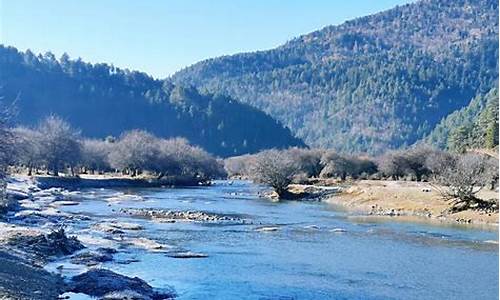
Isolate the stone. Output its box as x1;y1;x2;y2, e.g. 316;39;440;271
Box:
68;269;175;300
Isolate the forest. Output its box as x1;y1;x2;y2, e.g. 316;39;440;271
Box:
0;45;303;158
173;0;499;154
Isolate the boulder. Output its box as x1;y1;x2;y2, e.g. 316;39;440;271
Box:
8;228;84;258
70;248;114;266
68;269;175;300
165;251;208;259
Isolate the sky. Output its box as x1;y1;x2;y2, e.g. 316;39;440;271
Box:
1;0;412;78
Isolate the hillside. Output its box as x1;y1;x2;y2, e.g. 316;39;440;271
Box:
173;0;499;153
0;45;304;157
426;88;498;151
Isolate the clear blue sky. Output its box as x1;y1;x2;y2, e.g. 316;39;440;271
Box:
1;0;412;78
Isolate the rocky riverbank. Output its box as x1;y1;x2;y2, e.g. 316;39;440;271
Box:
0;175;177;299
322;180;499;227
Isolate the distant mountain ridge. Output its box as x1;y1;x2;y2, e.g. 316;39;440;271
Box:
0;45;304;157
173;0;499;153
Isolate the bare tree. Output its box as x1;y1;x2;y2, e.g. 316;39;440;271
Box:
224;154;256;178
108;130;159;176
432;153;497;211
251;149;297;198
11;127;43;175
320;151;356;180
286;148;324;178
80;139;113;174
377;150;409;180
38;116;82;176
157;138;224;180
402;146;434;181
377;146;435;181
0;103;13;205
424;149;455;180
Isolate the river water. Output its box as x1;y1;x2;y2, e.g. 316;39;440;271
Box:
54;180;498;300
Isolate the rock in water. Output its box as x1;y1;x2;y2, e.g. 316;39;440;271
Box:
166;251;208;259
255;226;280;232
70;248;114;266
8;228;84;258
68;269;175;300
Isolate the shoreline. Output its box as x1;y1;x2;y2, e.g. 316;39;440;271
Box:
317;180;499;228
0;176;177;299
26;174;208;190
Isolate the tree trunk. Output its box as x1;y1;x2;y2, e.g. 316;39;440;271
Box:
52;164;59;177
416;173;422;182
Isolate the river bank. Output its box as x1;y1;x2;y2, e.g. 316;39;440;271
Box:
316;180;499;227
0;176;177;299
35;173;206;189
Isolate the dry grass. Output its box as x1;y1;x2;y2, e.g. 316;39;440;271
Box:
324;180;499;226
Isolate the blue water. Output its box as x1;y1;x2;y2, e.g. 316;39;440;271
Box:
59;180;499;300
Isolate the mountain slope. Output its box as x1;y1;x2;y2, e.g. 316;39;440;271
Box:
426;88;498;151
173;0;499;154
0;45;304;157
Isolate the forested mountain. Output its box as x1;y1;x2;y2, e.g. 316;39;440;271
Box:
0;45;304;157
173;0;499;154
426;88;498;152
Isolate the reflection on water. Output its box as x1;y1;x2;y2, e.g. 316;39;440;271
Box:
57;180;498;300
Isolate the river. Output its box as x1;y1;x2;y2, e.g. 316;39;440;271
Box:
52;180;498;300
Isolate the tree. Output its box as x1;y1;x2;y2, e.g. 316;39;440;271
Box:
424;148;454;180
38;116;82;176
286;148;324;178
11;127;43;175
157;138;225;180
224;154;256;178
377;146;436;181
401;146;434;181
80;139;113;174
251;149;297;198
108;130;159;176
0;102;13;206
320;152;355;180
377;150;406;180
433;153;497;211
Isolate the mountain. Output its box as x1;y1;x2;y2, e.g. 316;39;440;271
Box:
0;45;304;157
173;0;499;154
426;88;498;151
